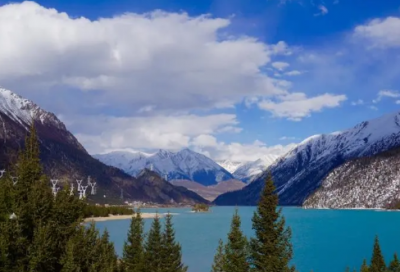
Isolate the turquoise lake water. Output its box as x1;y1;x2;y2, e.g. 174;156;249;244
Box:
93;207;400;272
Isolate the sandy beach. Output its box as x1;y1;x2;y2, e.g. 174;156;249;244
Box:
83;213;161;222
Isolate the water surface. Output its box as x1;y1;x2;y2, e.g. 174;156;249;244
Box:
94;207;400;272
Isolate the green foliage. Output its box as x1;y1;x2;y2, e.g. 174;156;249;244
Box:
161;213;187;272
223;209;249;272
211;239;225;272
122;210;145;272
144;214;163;272
370;236;386;272
84;205;133;218
388;254;400;272
192;203;209;212
360;259;370;272
0;124;118;271
249;173;295;272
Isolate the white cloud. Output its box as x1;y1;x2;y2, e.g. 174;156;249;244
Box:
314;5;329;16
272;62;290;71
0;1;291;113
354;17;400;48
285;70;303;76
351;99;364;106
191;136;297;162
257;92;347;121
372;90;400;103
67;114;240;153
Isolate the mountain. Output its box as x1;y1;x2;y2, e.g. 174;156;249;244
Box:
214;111;400;206
95;149;234;186
216;160;243;174
170;179;246;201
232;155;280;182
0;87;208;205
303;146;400;209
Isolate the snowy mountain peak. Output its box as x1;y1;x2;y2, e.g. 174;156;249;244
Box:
94;148;235;186
0;87;65;130
215;110;400;206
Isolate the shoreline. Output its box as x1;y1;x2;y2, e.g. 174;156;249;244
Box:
83;213;161;222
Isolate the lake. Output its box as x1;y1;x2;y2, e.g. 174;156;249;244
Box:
93;207;400;272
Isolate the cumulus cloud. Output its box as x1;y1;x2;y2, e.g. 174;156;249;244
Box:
64;114;239;153
257;92;347;121
354;17;400;48
0;1;291;113
372;90;400;103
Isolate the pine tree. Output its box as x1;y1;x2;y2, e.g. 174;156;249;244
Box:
211;239;225;272
122;210;145;272
223;209;249;272
388;253;400;272
360;259;369;272
161;213;187;272
144;214;163;272
249;172;295;272
370;236;386;272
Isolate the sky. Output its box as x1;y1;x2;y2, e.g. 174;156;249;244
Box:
0;0;400;162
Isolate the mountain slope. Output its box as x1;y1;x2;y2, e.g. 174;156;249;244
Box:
216;160;243;174
303;146;400;209
170;179;246;201
214;111;400;206
232;155;280;182
0;88;208;205
95;149;234;186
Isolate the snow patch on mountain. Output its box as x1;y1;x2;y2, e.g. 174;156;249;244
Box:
94;148;234;186
0;88;65;130
233;155;280;182
214;111;400;206
303;147;400;209
216;160;243;173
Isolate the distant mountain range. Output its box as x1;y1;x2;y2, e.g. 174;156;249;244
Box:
217;155;280;183
94;149;235;186
0;87;208;205
170;179;246;202
214;111;400;207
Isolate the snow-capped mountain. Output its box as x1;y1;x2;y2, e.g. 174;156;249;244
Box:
95;148;235;186
232;155;280;182
0;87;207;204
216;160;243;174
214;111;400;206
303;146;400;209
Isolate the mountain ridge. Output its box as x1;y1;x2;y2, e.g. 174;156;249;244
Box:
214;111;400;206
0;87;208;205
94;149;235;186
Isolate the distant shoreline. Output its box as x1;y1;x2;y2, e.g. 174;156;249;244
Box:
83;213;161;222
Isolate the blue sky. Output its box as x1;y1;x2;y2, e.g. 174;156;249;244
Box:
0;0;399;161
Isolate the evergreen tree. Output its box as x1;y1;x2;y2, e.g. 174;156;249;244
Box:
144;214;163;272
370;236;386;272
161;213;187;272
388;254;400;272
223;209;249;272
211;239;225;272
122;210;145;272
249;172;295;272
360;259;369;272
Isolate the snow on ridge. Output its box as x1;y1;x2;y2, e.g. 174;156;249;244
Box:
94;148;234;185
0;87;64;130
